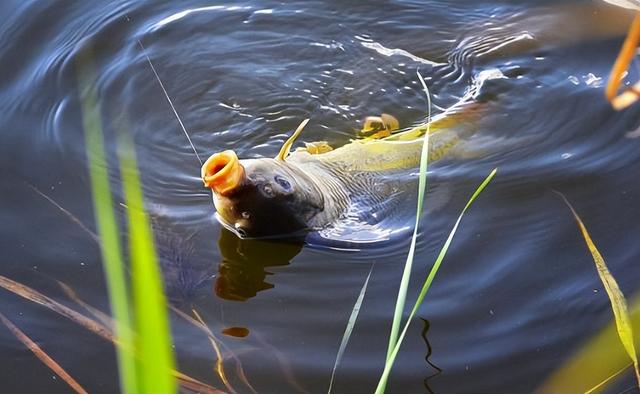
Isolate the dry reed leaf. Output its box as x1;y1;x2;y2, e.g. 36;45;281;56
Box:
192;308;239;394
557;192;640;389
170;305;255;394
26;183;100;244
0;275;114;341
0;275;225;393
56;280;114;328
606;12;640;110
611;80;640;110
0;311;89;394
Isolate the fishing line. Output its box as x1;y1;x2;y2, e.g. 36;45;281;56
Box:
136;39;203;166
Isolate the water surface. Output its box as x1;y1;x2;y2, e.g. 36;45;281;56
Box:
2;1;640;393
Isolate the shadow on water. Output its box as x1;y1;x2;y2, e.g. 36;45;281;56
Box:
215;227;303;301
153;220;214;305
420;318;442;394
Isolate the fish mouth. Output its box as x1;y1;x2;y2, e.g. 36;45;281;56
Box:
202;150;245;195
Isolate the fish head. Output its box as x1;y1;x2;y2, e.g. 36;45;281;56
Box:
202;150;324;238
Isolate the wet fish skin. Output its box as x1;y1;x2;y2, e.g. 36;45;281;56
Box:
205;99;484;239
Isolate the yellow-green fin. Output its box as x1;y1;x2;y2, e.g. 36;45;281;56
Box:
276;118;309;161
359;114;399;139
303;141;333;154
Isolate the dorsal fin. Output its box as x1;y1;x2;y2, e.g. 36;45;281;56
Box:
276;118;310;161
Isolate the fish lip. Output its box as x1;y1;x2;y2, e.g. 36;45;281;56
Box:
210;156;328;239
202;150;245;195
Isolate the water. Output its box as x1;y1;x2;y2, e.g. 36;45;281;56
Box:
2;1;640;393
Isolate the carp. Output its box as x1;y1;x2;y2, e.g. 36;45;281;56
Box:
201;74;493;240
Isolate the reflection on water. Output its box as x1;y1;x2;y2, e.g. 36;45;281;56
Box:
420;318;442;394
155;222;214;305
215;228;303;301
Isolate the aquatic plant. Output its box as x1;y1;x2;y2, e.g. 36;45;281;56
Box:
0;311;88;394
328;265;374;393
552;294;640;394
372;71;496;392
539;9;640;392
385;72;434;367
77;44;176;393
376;168;496;393
539;193;640;393
0;274;222;393
326;71;497;392
604;6;640;109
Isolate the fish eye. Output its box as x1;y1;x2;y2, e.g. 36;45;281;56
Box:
274;175;291;190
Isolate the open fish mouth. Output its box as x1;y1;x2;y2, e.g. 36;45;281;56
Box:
201;150;244;195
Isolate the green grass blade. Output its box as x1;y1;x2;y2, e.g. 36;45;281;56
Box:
76;47;138;394
376;168;497;394
556;192;640;389
118;133;177;394
386;71;432;361
328;265;374;393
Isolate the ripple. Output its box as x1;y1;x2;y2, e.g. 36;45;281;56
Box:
359;40;446;67
151;5;253;31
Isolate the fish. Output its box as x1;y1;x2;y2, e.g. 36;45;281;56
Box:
192;2;638;241
200;71;498;240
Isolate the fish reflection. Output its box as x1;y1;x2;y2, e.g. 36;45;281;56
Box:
215;227;303;301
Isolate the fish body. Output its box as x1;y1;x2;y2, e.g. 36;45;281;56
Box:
200;0;640;240
202;98;484;239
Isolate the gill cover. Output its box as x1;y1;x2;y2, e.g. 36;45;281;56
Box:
275;118;309;161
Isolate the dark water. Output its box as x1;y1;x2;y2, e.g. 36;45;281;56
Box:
2;1;640;393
